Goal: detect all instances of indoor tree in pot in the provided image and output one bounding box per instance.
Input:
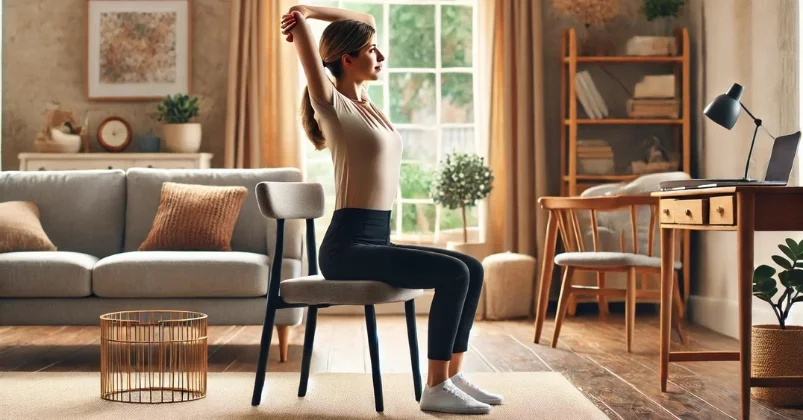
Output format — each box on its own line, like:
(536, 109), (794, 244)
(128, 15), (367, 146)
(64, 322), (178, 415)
(430, 152), (494, 261)
(751, 238), (803, 407)
(157, 93), (201, 153)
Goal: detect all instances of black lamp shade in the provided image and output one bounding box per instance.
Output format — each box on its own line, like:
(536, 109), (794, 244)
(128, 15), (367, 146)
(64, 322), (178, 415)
(703, 83), (744, 130)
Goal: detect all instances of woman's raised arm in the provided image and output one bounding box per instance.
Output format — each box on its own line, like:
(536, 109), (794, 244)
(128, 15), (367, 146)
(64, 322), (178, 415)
(282, 11), (332, 104)
(291, 5), (376, 28)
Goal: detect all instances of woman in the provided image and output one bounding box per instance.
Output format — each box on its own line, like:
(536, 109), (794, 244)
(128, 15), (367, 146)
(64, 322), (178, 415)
(281, 5), (502, 415)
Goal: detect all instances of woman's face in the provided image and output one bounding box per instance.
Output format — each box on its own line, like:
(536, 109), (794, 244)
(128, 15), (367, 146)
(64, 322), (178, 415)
(344, 35), (385, 81)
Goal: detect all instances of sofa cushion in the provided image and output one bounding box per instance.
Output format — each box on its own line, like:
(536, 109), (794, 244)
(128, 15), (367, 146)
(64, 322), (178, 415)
(0, 201), (57, 252)
(0, 251), (96, 297)
(139, 182), (248, 251)
(0, 170), (126, 258)
(123, 168), (303, 257)
(92, 251), (301, 298)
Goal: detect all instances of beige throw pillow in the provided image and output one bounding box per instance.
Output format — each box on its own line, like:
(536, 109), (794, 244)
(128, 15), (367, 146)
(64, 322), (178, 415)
(0, 201), (57, 253)
(139, 182), (248, 251)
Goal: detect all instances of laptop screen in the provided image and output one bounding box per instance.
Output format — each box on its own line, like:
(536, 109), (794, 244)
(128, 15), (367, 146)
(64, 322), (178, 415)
(765, 131), (801, 182)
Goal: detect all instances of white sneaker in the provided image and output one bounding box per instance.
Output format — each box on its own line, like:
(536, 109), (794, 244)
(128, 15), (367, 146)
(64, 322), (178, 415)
(419, 378), (491, 414)
(451, 372), (504, 405)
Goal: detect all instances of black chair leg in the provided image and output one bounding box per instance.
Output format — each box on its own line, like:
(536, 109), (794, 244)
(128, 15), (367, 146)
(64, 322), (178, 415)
(298, 306), (318, 397)
(251, 302), (278, 406)
(404, 299), (422, 402)
(364, 304), (384, 412)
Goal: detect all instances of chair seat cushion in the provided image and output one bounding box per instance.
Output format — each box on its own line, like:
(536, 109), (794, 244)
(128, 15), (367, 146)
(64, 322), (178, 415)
(92, 251), (298, 298)
(281, 275), (423, 305)
(0, 251), (96, 297)
(554, 252), (683, 269)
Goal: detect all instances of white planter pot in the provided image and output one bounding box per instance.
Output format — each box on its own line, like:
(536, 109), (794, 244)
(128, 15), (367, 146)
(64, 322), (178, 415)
(446, 241), (490, 263)
(163, 123), (202, 153)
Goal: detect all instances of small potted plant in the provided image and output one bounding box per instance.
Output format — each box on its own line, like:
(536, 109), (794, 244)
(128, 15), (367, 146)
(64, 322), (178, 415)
(430, 152), (494, 260)
(157, 93), (201, 153)
(751, 238), (803, 407)
(624, 0), (687, 56)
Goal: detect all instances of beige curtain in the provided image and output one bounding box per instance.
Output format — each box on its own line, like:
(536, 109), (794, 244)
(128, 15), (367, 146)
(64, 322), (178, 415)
(484, 0), (547, 262)
(225, 0), (301, 169)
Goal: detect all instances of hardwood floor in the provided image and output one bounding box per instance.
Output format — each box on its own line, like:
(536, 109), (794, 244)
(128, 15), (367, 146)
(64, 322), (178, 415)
(2, 309), (802, 419)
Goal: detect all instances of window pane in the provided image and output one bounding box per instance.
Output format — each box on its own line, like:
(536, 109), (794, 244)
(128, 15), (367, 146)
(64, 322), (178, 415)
(400, 163), (435, 199)
(441, 5), (473, 67)
(306, 158), (335, 196)
(399, 128), (437, 164)
(342, 2), (385, 46)
(368, 84), (385, 110)
(402, 203), (436, 234)
(441, 73), (474, 123)
(390, 72), (436, 124)
(440, 205), (479, 231)
(389, 5), (435, 68)
(442, 127), (475, 157)
(391, 204), (398, 233)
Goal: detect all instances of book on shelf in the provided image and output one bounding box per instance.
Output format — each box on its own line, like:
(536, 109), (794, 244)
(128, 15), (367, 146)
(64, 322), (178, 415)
(633, 75), (675, 98)
(626, 98), (679, 118)
(574, 70), (608, 119)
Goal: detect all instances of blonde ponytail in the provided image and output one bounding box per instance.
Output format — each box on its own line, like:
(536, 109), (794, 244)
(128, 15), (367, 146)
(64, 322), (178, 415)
(300, 86), (326, 150)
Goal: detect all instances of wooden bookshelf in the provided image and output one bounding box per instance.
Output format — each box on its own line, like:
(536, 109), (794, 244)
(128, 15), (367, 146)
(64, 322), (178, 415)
(557, 27), (692, 313)
(559, 27), (692, 197)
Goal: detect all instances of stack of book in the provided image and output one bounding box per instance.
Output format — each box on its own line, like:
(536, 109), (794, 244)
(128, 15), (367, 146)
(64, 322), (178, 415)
(577, 139), (614, 175)
(626, 75), (679, 119)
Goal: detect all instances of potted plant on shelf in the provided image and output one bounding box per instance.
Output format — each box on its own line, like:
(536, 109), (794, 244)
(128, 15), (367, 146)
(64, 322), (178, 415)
(751, 238), (803, 407)
(157, 93), (201, 153)
(625, 0), (687, 56)
(430, 152), (494, 261)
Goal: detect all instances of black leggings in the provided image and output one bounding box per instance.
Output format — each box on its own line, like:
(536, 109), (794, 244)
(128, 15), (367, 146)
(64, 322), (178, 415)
(318, 208), (483, 361)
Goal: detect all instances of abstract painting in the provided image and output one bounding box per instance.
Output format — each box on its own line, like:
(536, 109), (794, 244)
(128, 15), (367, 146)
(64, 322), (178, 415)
(86, 1), (191, 101)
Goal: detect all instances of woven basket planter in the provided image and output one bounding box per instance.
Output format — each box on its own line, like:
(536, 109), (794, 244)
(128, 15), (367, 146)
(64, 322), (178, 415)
(751, 325), (803, 407)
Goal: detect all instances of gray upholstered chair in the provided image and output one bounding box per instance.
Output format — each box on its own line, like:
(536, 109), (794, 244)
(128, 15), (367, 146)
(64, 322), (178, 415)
(250, 181), (424, 412)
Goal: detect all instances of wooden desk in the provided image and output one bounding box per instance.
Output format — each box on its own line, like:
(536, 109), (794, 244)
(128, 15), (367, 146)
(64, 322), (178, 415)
(652, 186), (803, 419)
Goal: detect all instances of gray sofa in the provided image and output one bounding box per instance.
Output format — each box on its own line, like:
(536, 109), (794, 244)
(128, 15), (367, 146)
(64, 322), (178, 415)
(0, 168), (307, 330)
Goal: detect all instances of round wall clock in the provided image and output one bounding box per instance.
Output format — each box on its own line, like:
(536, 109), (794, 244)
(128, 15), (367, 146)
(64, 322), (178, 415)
(97, 117), (132, 152)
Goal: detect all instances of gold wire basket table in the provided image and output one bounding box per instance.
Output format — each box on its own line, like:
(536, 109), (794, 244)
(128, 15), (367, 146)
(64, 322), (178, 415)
(100, 310), (208, 403)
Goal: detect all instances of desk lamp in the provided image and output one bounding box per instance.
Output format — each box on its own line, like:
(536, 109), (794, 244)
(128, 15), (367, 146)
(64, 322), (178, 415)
(703, 83), (775, 181)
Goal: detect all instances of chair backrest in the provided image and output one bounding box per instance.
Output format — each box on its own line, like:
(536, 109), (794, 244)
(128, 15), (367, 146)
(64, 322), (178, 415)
(255, 181), (325, 284)
(255, 181), (325, 220)
(539, 196), (660, 256)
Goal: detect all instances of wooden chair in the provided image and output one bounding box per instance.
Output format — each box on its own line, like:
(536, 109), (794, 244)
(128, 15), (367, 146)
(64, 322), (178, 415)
(250, 181), (424, 412)
(538, 195), (686, 352)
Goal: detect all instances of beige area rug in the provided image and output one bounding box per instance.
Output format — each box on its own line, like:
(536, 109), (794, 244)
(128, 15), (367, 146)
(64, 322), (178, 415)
(0, 372), (608, 420)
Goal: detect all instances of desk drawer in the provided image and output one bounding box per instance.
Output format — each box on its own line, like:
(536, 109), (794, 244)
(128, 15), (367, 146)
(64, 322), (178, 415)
(673, 199), (708, 224)
(709, 195), (735, 225)
(660, 199), (676, 223)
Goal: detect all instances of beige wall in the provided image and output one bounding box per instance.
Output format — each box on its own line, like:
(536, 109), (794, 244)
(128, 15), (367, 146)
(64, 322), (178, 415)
(690, 0), (801, 338)
(1, 0), (230, 171)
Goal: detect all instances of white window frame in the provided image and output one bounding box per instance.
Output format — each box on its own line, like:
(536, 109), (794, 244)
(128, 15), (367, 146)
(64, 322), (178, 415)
(300, 0), (483, 247)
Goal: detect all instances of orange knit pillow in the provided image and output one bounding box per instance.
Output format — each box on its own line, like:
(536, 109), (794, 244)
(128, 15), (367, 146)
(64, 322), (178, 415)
(0, 201), (57, 253)
(139, 182), (248, 251)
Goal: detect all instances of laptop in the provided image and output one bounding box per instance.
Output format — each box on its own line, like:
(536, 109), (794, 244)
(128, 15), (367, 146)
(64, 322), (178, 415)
(659, 130), (802, 191)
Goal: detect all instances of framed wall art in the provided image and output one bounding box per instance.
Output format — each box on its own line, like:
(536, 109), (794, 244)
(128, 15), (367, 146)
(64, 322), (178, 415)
(85, 0), (192, 101)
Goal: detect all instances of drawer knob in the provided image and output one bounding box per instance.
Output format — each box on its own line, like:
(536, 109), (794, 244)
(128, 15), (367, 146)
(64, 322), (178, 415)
(663, 209), (670, 215)
(717, 206), (725, 214)
(38, 167), (45, 171)
(685, 209), (692, 216)
(108, 166), (113, 169)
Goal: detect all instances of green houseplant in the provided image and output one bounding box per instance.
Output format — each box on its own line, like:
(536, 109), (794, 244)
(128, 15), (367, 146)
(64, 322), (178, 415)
(156, 93), (201, 153)
(751, 237), (803, 407)
(430, 153), (493, 256)
(643, 0), (686, 29)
